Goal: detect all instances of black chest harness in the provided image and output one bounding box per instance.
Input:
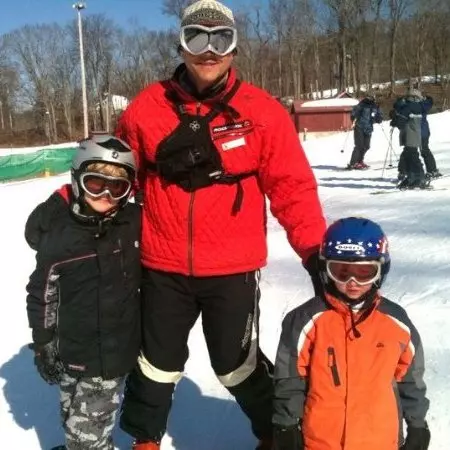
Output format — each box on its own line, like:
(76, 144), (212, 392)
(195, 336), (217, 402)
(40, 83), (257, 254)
(148, 80), (254, 215)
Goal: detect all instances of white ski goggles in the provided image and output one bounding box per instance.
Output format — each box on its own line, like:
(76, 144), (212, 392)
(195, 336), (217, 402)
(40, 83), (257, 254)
(80, 172), (132, 200)
(180, 25), (237, 56)
(326, 260), (381, 286)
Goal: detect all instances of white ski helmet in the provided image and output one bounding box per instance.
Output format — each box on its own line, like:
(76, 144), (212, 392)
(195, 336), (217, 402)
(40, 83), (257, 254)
(71, 134), (136, 203)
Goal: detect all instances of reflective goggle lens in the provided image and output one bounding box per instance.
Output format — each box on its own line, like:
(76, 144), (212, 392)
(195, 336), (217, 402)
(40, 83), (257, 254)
(326, 260), (381, 285)
(81, 173), (131, 200)
(181, 25), (236, 55)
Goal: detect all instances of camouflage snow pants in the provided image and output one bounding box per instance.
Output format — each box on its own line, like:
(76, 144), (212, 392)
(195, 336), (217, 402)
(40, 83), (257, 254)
(59, 373), (125, 450)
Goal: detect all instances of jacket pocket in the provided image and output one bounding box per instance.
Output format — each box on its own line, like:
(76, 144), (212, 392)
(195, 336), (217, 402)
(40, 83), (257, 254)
(327, 347), (341, 387)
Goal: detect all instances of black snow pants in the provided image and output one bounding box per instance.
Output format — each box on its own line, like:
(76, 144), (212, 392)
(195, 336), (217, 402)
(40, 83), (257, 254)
(398, 137), (437, 176)
(349, 127), (372, 165)
(120, 268), (274, 443)
(398, 146), (426, 185)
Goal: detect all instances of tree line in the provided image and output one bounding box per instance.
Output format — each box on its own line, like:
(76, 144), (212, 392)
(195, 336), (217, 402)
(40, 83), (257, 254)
(0, 0), (449, 145)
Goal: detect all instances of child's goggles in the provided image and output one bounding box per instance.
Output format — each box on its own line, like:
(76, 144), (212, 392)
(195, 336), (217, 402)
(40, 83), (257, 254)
(326, 260), (381, 285)
(80, 172), (131, 200)
(180, 25), (237, 56)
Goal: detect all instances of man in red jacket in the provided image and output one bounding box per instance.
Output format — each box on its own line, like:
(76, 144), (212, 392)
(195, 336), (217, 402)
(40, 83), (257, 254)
(116, 1), (326, 449)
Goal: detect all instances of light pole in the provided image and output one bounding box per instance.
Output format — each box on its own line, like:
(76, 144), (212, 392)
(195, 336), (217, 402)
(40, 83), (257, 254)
(73, 2), (89, 138)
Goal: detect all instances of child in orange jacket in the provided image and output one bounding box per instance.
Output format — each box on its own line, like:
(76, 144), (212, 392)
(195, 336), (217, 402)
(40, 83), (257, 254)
(272, 217), (430, 450)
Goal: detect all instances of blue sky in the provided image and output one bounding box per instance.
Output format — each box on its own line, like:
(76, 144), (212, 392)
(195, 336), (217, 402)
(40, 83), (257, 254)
(0, 0), (249, 35)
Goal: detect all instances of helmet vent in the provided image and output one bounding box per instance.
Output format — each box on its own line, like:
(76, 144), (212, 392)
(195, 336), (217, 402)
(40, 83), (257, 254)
(96, 138), (132, 153)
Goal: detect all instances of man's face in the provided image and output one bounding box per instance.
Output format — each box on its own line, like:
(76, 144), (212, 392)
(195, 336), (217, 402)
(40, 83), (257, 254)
(182, 50), (234, 92)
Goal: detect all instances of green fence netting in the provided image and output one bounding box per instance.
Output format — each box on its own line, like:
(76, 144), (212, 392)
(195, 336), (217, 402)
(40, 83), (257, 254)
(0, 147), (77, 182)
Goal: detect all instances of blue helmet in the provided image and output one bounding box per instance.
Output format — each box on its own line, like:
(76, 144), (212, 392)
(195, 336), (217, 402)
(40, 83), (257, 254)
(320, 217), (390, 286)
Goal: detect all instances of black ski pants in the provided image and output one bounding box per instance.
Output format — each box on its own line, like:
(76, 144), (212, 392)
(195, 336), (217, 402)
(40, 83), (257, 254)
(349, 127), (372, 165)
(398, 137), (437, 175)
(120, 268), (274, 443)
(398, 146), (425, 184)
(420, 136), (437, 173)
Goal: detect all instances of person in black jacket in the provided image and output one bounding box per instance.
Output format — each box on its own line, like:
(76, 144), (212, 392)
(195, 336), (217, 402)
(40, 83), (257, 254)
(25, 135), (141, 450)
(347, 95), (383, 170)
(392, 89), (442, 185)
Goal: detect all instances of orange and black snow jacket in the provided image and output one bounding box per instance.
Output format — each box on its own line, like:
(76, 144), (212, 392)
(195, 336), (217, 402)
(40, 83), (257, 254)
(273, 293), (429, 450)
(116, 65), (325, 276)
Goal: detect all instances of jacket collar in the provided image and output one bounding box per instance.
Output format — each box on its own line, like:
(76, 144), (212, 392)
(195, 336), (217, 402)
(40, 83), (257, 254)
(324, 291), (381, 339)
(324, 292), (381, 317)
(167, 63), (238, 104)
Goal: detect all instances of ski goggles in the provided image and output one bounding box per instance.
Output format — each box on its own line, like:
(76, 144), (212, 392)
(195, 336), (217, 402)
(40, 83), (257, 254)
(180, 25), (237, 56)
(80, 172), (132, 200)
(326, 260), (381, 286)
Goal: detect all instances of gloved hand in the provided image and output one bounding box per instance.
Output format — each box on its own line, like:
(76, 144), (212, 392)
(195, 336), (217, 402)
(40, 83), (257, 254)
(31, 340), (65, 385)
(400, 425), (430, 450)
(304, 251), (323, 297)
(273, 424), (303, 450)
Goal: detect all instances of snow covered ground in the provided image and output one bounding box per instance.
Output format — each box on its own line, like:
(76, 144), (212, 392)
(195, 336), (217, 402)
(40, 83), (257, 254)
(0, 111), (449, 449)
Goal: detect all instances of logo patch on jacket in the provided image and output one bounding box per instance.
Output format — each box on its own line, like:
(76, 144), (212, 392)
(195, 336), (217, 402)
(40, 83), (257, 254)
(211, 120), (254, 140)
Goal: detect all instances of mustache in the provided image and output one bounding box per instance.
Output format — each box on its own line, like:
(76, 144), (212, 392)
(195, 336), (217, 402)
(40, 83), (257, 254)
(194, 53), (222, 62)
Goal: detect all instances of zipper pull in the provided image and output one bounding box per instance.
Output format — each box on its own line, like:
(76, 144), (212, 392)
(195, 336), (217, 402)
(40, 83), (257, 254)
(327, 347), (341, 387)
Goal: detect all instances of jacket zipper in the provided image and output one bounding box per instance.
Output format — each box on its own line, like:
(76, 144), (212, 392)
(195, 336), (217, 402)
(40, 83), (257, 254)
(188, 192), (195, 275)
(327, 347), (341, 386)
(97, 286), (104, 377)
(187, 102), (202, 275)
(117, 238), (127, 278)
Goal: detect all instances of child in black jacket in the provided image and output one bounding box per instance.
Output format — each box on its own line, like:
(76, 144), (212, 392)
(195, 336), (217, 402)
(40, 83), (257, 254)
(25, 135), (141, 450)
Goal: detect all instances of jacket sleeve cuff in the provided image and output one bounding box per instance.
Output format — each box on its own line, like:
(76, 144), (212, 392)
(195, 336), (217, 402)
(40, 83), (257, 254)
(301, 246), (320, 268)
(406, 418), (428, 429)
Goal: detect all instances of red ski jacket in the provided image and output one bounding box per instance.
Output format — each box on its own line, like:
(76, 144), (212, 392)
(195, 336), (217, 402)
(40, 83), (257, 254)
(116, 67), (325, 276)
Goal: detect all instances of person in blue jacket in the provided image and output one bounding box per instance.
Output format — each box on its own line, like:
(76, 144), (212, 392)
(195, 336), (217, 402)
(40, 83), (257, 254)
(416, 93), (441, 178)
(392, 89), (441, 187)
(347, 95), (383, 170)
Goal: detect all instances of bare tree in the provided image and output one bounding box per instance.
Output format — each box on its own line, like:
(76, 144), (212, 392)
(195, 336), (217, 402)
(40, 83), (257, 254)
(321, 0), (366, 92)
(115, 27), (162, 98)
(82, 14), (117, 130)
(5, 24), (67, 140)
(367, 0), (385, 89)
(162, 0), (193, 20)
(0, 38), (19, 131)
(388, 0), (412, 93)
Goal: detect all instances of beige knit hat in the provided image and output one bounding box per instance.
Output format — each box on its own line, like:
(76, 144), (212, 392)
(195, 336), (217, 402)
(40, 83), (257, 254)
(181, 0), (235, 28)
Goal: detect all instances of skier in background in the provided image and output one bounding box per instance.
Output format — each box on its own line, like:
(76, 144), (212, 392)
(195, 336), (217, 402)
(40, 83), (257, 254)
(392, 89), (442, 185)
(347, 94), (383, 170)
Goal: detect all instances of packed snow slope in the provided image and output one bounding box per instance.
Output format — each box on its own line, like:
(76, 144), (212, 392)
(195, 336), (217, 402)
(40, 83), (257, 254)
(1, 111), (449, 449)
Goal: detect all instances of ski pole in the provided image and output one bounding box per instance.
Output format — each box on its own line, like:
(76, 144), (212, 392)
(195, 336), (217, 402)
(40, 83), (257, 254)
(380, 125), (399, 165)
(388, 128), (394, 167)
(340, 128), (352, 154)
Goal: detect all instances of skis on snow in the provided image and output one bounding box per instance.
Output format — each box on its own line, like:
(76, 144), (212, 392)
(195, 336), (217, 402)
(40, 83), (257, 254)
(370, 185), (447, 195)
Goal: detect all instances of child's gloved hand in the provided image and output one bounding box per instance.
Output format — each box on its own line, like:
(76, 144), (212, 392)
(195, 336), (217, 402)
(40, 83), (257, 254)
(303, 251), (323, 297)
(31, 340), (65, 385)
(400, 425), (430, 450)
(273, 424), (303, 450)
